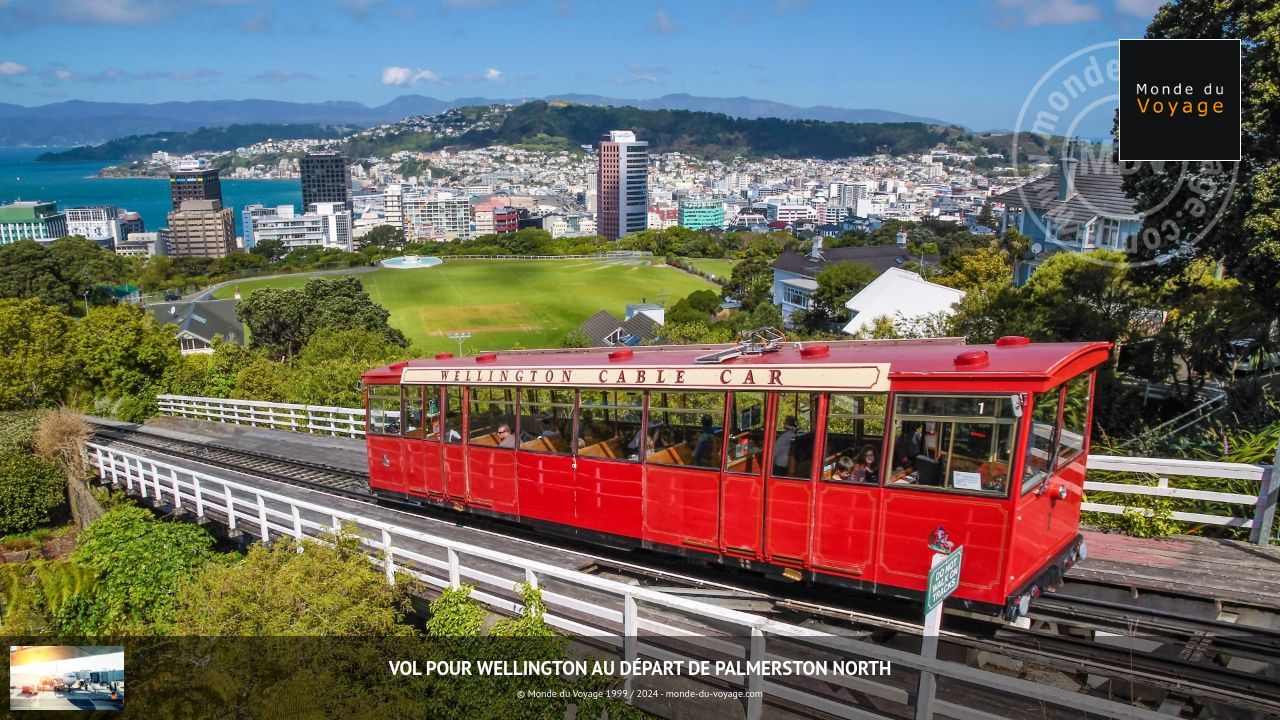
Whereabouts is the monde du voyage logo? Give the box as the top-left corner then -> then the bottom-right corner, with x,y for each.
1119,38 -> 1241,162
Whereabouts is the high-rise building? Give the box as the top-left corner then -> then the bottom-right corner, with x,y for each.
300,151 -> 352,213
118,210 -> 144,240
597,130 -> 648,240
64,206 -> 122,247
169,168 -> 222,211
240,204 -> 279,250
0,201 -> 67,244
678,200 -> 725,231
168,199 -> 235,258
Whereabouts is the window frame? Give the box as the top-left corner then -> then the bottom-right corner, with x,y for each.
820,392 -> 889,485
517,388 -> 577,456
402,385 -> 426,439
576,388 -> 645,464
724,390 -> 767,476
467,386 -> 519,450
885,392 -> 1021,499
1021,387 -> 1063,495
366,384 -> 402,436
644,389 -> 728,471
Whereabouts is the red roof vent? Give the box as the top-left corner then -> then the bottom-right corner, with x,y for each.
475,352 -> 498,363
996,336 -> 1031,348
608,349 -> 634,361
799,344 -> 830,359
954,350 -> 989,368
435,353 -> 454,360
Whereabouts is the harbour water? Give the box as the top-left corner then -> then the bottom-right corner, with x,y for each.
0,147 -> 302,237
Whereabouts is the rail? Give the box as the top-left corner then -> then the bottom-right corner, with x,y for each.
85,441 -> 1172,720
156,395 -> 364,438
1084,455 -> 1278,545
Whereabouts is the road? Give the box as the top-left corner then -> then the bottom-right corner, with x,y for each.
10,687 -> 124,711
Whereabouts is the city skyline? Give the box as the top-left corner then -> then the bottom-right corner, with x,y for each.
0,0 -> 1161,135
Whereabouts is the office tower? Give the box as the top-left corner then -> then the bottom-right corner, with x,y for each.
301,151 -> 353,213
169,168 -> 222,211
0,201 -> 67,244
168,199 -> 235,258
597,130 -> 648,240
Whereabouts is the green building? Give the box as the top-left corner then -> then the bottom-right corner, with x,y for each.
678,199 -> 725,231
0,201 -> 68,245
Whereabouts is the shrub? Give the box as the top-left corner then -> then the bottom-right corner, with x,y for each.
34,406 -> 90,477
0,450 -> 66,535
115,393 -> 156,423
0,410 -> 40,453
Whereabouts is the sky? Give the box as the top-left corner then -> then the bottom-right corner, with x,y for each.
0,0 -> 1163,134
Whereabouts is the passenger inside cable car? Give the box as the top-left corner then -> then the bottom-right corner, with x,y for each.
889,395 -> 1016,494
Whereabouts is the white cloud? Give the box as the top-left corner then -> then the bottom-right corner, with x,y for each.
626,64 -> 670,75
0,61 -> 30,76
483,67 -> 506,84
381,66 -> 445,86
253,68 -> 317,84
996,0 -> 1099,26
611,74 -> 661,85
651,3 -> 676,33
0,0 -> 181,26
1114,0 -> 1161,17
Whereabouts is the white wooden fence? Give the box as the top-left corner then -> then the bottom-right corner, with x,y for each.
85,441 -> 1172,720
157,395 -> 365,438
153,395 -> 1279,545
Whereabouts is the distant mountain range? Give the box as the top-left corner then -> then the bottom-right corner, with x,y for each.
0,94 -> 954,147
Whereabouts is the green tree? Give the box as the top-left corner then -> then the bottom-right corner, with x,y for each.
360,224 -> 405,250
64,506 -> 215,634
1122,0 -> 1280,312
0,240 -> 75,313
975,200 -> 997,230
0,299 -> 78,409
0,450 -> 65,535
936,246 -> 1013,293
812,262 -> 878,324
172,530 -> 413,635
1021,250 -> 1141,345
237,276 -> 407,358
202,341 -> 258,398
232,358 -> 289,402
48,235 -> 132,303
74,304 -> 181,401
249,237 -> 288,263
559,328 -> 591,348
721,255 -> 773,311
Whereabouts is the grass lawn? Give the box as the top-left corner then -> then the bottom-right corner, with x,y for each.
681,257 -> 738,280
212,258 -> 715,353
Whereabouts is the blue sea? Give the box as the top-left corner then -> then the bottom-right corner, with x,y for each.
0,147 -> 302,237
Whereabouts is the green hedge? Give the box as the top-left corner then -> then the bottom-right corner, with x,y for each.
0,450 -> 65,535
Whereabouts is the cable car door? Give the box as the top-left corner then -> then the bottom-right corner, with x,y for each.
810,393 -> 886,582
440,386 -> 468,502
763,392 -> 820,568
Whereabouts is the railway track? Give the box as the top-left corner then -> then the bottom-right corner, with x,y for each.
89,421 -> 1280,717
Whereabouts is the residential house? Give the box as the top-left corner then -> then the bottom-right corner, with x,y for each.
992,141 -> 1141,285
770,242 -> 937,324
841,267 -> 965,336
575,308 -> 662,347
148,299 -> 244,355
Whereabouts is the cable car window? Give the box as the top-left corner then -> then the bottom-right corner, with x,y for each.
422,387 -> 441,441
442,386 -> 464,443
647,390 -> 726,469
519,388 -> 575,455
577,389 -> 643,462
1055,373 -> 1091,470
402,386 -> 426,439
367,385 -> 401,435
725,392 -> 766,475
890,394 -> 1017,496
822,393 -> 887,484
772,392 -> 819,480
468,387 -> 518,448
1022,389 -> 1061,493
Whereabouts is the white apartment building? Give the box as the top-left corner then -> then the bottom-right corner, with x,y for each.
473,207 -> 495,235
766,202 -> 817,224
65,206 -> 122,245
402,194 -> 471,242
244,204 -> 353,251
114,230 -> 170,258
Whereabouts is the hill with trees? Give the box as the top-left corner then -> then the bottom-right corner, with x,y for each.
36,123 -> 356,163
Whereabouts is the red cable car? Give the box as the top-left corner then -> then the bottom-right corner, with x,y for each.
362,337 -> 1109,619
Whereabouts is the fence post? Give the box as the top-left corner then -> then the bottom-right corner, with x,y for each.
292,505 -> 304,550
193,476 -> 205,519
256,494 -> 270,543
1250,446 -> 1279,546
383,529 -> 395,584
447,548 -> 461,588
746,627 -> 764,720
224,484 -> 237,532
623,594 -> 638,696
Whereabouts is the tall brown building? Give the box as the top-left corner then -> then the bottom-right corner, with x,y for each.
167,199 -> 235,258
597,130 -> 648,241
169,168 -> 222,211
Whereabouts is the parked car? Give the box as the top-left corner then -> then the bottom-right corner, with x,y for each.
1223,339 -> 1280,374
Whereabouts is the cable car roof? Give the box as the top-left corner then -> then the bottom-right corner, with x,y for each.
365,337 -> 1111,391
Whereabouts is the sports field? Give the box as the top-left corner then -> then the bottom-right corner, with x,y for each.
212,258 -> 716,353
681,257 -> 738,280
